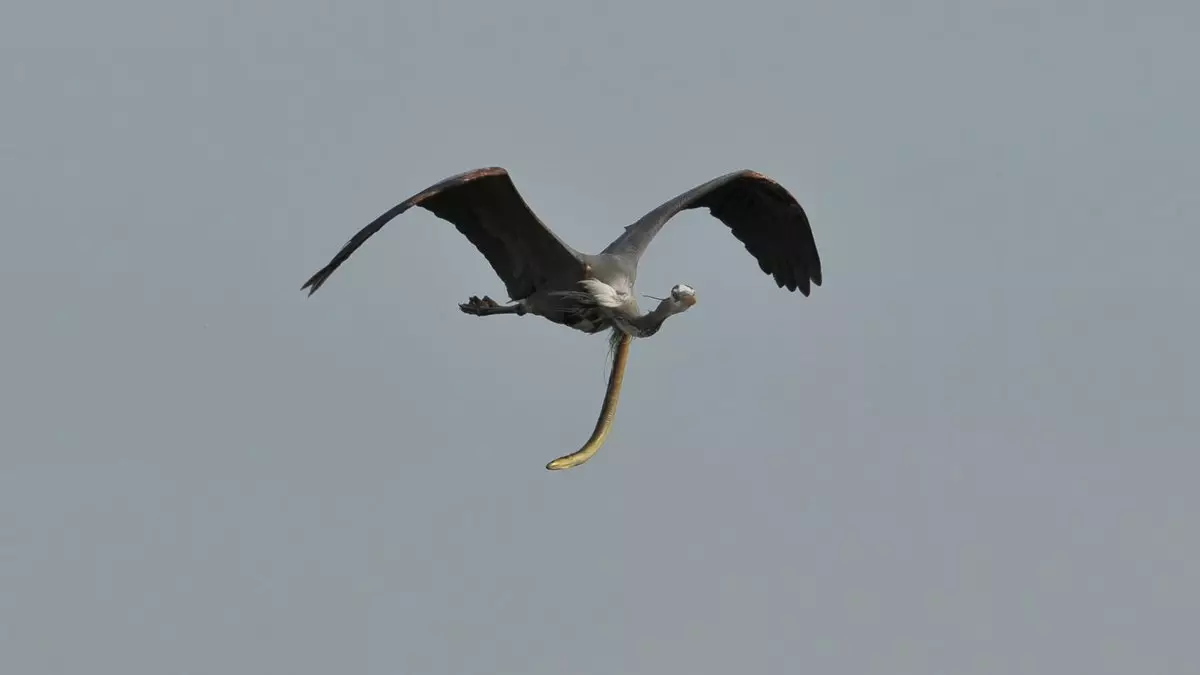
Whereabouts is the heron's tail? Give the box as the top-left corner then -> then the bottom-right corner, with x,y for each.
605,327 -> 625,372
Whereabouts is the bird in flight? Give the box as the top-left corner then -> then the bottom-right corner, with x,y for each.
302,166 -> 822,470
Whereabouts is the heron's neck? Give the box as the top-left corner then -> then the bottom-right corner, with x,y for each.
615,299 -> 676,338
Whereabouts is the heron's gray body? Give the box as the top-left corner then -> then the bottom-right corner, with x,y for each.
509,252 -> 635,335
302,166 -> 821,340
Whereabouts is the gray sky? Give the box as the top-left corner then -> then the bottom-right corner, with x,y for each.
2,1 -> 1196,673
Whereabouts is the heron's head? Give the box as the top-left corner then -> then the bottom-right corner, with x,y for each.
618,283 -> 698,338
667,283 -> 697,312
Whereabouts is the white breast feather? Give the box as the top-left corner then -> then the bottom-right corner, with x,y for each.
579,279 -> 628,308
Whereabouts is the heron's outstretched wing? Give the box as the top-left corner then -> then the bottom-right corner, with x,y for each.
601,170 -> 822,295
302,167 -> 582,300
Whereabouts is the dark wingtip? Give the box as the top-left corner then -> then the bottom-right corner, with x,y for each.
785,271 -> 822,296
300,269 -> 328,296
801,272 -> 821,296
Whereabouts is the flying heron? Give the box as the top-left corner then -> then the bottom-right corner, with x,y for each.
302,166 -> 822,470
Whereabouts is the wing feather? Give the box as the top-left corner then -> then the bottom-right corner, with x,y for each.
602,170 -> 822,295
301,167 -> 580,300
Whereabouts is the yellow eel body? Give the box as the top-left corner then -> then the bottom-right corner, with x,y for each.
545,332 -> 633,471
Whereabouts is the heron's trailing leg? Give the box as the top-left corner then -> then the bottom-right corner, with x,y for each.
546,331 -> 633,471
459,295 -> 526,317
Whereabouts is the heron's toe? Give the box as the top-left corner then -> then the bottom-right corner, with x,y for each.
460,296 -> 482,314
459,294 -> 502,315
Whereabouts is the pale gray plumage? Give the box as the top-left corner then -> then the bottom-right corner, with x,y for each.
301,166 -> 822,340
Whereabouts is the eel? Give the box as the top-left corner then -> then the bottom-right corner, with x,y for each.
545,331 -> 633,471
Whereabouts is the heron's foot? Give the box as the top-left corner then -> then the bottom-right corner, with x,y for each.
459,295 -> 525,316
460,295 -> 498,313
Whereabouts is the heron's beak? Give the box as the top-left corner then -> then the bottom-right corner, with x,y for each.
681,294 -> 697,307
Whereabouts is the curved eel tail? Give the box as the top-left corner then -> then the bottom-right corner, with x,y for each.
545,332 -> 633,471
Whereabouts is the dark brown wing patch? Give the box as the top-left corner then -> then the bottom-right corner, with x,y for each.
699,173 -> 821,294
301,167 -> 579,300
602,170 -> 822,296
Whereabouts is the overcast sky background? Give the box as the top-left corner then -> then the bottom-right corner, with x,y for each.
2,1 -> 1196,673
